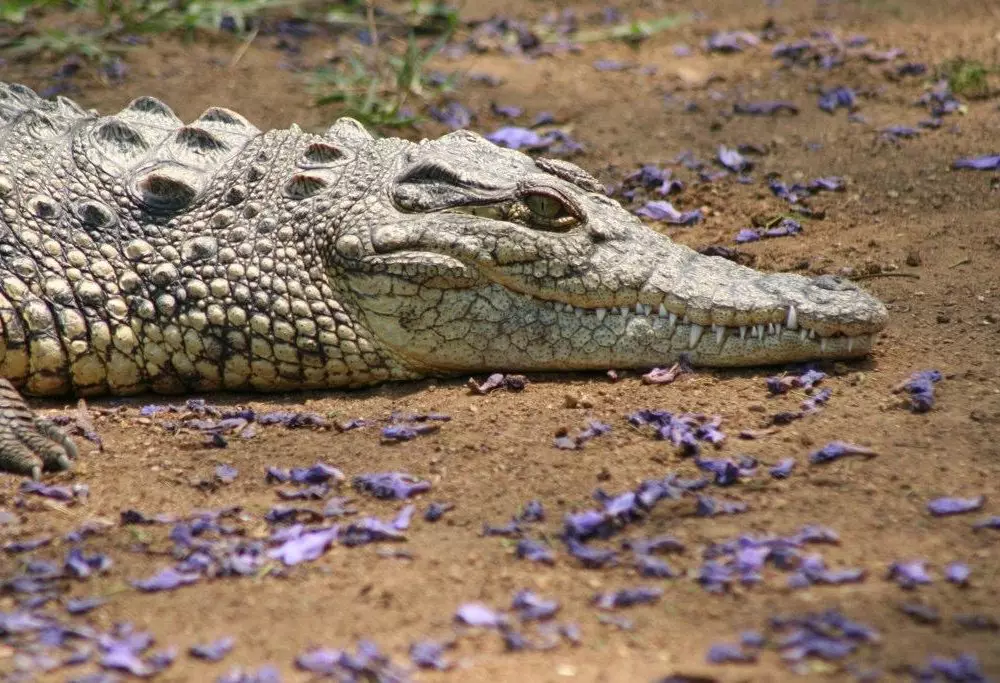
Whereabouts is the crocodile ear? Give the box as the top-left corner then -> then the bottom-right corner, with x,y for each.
534,157 -> 605,194
132,165 -> 203,212
325,117 -> 374,148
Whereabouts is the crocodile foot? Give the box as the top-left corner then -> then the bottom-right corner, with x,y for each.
0,379 -> 77,478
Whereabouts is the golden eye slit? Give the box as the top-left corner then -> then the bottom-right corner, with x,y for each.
521,192 -> 579,230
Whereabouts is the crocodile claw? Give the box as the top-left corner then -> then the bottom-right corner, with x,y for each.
0,379 -> 77,478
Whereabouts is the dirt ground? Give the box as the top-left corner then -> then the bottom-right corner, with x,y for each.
2,0 -> 1000,681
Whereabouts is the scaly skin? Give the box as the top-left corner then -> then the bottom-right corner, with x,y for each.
0,82 -> 887,476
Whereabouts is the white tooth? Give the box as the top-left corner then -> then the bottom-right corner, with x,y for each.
775,323 -> 782,337
668,312 -> 678,329
820,337 -> 828,352
682,315 -> 690,324
619,307 -> 630,317
786,305 -> 798,330
715,326 -> 726,345
754,324 -> 764,338
596,308 -> 607,322
800,328 -> 808,342
658,304 -> 668,317
643,303 -> 652,316
768,323 -> 775,335
739,326 -> 747,340
847,336 -> 854,352
635,303 -> 643,315
689,323 -> 704,348
575,306 -> 584,318
809,329 -> 816,339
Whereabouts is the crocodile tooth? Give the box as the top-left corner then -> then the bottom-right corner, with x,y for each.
739,326 -> 747,340
768,323 -> 775,335
820,337 -> 828,352
618,306 -> 629,316
595,308 -> 607,322
799,328 -> 808,342
689,324 -> 704,348
809,329 -> 816,339
668,312 -> 677,330
847,336 -> 854,352
642,303 -> 652,316
658,303 -> 668,317
682,315 -> 690,324
753,325 -> 763,338
714,325 -> 726,345
775,323 -> 782,337
786,305 -> 798,330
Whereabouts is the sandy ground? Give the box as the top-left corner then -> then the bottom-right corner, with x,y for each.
1,0 -> 999,681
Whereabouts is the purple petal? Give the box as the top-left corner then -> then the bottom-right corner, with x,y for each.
490,103 -> 522,118
430,101 -> 473,129
189,636 -> 235,661
565,538 -> 618,568
927,496 -> 985,516
953,154 -> 1000,170
818,86 -> 856,113
455,602 -> 507,628
973,516 -> 1000,530
809,441 -> 877,464
887,559 -> 932,589
66,596 -> 107,614
945,562 -> 970,586
485,126 -> 546,150
353,472 -> 431,499
267,527 -> 339,565
635,554 -> 676,578
20,481 -> 76,501
410,640 -> 452,670
707,643 -> 758,664
769,458 -> 796,479
733,100 -> 799,116
516,538 -> 555,564
717,145 -> 752,173
593,586 -> 662,609
423,502 -> 453,522
215,464 -> 238,484
511,590 -> 560,621
635,200 -> 702,225
132,567 -> 201,592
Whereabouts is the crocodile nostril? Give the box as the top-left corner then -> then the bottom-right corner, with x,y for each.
811,274 -> 858,292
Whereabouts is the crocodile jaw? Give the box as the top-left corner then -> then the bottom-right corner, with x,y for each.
354,275 -> 883,374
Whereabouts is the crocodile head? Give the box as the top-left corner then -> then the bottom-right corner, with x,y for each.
331,128 -> 888,375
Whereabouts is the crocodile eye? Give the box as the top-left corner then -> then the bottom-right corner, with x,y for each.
524,193 -> 565,219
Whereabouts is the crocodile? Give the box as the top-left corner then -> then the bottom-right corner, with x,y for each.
0,81 -> 887,476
